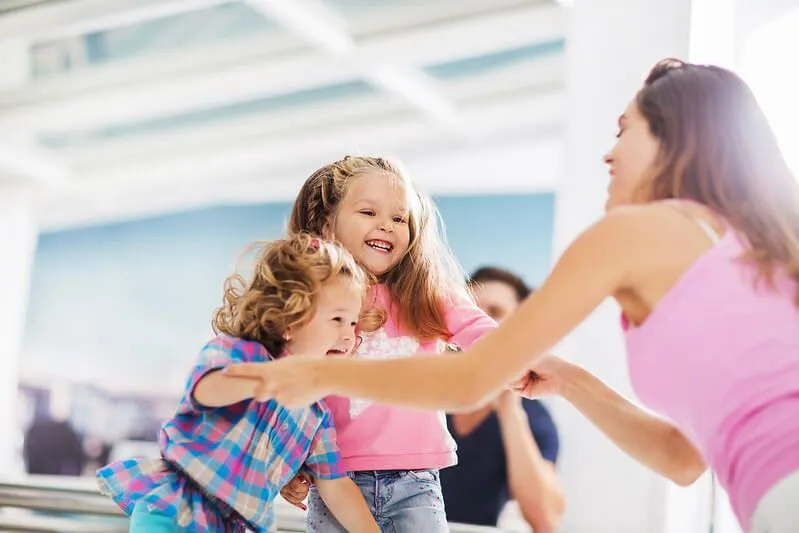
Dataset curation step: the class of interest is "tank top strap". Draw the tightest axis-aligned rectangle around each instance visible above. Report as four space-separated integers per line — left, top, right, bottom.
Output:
662 199 723 244
688 213 722 243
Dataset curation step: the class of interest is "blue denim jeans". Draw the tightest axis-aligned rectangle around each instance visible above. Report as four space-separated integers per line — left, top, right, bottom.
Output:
307 470 448 533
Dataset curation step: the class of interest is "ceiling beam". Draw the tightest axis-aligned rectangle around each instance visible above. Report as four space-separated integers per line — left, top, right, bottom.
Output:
366 65 458 126
59 55 563 167
65 89 564 192
248 0 355 54
0 3 564 133
248 0 458 126
0 0 229 42
35 133 563 232
0 141 71 186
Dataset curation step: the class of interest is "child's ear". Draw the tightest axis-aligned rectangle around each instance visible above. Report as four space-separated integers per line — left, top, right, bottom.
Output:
283 327 292 342
321 218 335 240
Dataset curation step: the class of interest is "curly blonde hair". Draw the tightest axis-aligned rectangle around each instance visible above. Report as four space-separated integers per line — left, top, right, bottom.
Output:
288 156 470 341
212 233 376 356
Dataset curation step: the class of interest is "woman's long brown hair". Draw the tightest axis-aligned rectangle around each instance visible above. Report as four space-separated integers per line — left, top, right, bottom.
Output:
638 58 799 301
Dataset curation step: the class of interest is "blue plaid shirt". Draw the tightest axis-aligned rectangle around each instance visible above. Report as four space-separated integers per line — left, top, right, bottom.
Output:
97 335 345 532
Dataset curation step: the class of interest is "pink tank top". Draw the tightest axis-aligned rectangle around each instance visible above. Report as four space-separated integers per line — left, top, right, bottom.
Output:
623 213 799 531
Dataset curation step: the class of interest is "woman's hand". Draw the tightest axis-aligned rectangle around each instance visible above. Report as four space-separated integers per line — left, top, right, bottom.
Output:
224 357 328 408
509 355 570 398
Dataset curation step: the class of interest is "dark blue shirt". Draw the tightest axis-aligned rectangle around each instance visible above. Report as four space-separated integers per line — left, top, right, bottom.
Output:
441 400 560 527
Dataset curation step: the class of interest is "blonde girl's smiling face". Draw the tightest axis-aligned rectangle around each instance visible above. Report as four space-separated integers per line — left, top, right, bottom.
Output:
329 172 412 276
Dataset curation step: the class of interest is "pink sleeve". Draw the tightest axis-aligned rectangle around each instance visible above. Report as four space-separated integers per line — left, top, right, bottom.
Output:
445 297 497 349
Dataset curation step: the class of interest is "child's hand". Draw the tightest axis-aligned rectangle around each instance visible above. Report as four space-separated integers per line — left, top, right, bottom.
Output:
281 472 312 511
225 357 328 408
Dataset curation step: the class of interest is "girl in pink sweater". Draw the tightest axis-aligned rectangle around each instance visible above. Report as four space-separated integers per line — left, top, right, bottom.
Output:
278 156 495 532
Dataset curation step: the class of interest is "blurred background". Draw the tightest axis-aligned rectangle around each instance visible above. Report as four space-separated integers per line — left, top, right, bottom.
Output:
0 0 797 532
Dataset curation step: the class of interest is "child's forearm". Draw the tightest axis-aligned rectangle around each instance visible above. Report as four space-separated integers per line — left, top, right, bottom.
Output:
315 477 379 533
192 370 257 408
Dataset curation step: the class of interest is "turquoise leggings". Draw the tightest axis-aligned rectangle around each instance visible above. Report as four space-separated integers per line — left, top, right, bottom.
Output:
130 501 179 532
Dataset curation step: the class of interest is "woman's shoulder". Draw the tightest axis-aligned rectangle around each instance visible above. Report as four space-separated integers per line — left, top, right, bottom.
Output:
604 200 688 223
587 201 720 251
605 200 721 229
548 201 723 294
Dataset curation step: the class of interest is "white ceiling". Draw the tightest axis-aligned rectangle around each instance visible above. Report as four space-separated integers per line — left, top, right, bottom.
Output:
0 0 567 231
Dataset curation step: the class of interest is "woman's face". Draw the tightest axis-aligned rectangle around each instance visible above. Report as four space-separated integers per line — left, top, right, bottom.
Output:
603 100 661 210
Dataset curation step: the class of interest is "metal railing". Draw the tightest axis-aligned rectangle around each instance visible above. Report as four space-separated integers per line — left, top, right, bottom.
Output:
0 476 500 532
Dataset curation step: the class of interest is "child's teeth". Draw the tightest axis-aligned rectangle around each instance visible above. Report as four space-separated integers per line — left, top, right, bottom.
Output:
368 240 390 251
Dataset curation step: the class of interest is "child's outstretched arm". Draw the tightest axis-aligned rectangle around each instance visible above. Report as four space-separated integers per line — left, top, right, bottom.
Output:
175 337 271 414
315 477 379 533
193 370 258 408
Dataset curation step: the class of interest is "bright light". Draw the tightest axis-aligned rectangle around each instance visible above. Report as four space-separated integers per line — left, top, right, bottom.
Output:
689 0 735 69
740 7 799 179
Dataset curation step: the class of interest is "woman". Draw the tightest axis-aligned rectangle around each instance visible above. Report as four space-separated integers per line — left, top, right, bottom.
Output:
228 59 799 533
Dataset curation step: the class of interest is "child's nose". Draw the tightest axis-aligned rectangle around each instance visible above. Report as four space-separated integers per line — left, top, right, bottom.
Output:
377 218 394 232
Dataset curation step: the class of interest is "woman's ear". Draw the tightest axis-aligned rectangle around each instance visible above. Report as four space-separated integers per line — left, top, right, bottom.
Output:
283 327 292 342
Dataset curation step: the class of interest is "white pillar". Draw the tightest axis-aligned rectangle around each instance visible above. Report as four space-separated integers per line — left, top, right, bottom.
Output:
0 37 38 476
0 187 38 475
550 1 695 533
0 37 30 91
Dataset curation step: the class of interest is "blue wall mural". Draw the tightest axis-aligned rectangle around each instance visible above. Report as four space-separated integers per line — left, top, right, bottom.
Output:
17 193 554 474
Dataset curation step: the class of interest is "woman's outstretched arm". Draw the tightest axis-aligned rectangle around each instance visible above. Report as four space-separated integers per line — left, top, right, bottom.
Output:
228 206 660 410
509 355 707 486
313 211 637 409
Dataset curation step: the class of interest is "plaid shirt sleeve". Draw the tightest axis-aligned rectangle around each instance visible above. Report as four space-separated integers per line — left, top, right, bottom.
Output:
301 409 346 480
176 336 254 415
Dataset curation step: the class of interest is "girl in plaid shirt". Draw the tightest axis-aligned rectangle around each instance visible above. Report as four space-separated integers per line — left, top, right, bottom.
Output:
97 234 380 533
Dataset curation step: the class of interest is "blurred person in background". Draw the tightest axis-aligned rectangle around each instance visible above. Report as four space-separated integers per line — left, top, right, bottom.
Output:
23 383 85 476
441 267 564 532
